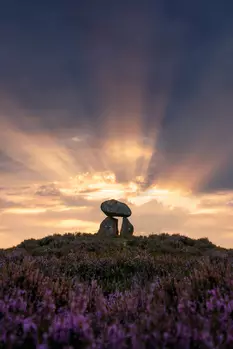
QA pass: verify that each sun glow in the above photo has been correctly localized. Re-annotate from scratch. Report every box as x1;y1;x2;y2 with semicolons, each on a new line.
0;117;232;249
53;172;202;213
56;219;99;231
4;208;47;214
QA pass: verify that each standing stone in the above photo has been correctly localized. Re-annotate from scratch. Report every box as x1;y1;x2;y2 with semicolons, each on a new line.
97;216;119;237
101;199;131;217
120;217;134;237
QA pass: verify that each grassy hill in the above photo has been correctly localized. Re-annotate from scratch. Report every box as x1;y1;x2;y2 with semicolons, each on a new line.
3;231;230;257
0;232;233;348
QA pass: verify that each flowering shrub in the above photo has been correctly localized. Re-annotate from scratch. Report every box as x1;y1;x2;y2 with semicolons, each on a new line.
0;233;232;348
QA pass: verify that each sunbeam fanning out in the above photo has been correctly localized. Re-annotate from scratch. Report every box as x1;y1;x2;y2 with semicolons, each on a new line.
1;0;233;248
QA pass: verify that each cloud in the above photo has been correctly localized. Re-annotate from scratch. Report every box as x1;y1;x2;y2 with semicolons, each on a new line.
1;1;233;249
0;198;24;211
142;31;233;193
35;183;61;197
1;173;233;249
0;151;26;173
60;195;94;208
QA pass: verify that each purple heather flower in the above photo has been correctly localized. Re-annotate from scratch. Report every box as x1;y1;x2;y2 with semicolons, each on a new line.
37;345;48;349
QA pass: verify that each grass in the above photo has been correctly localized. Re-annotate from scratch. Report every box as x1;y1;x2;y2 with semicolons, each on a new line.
0;232;233;348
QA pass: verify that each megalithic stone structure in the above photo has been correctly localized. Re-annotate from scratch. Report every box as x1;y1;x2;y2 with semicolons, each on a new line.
120;217;134;237
97;216;119;237
97;199;134;237
101;199;132;218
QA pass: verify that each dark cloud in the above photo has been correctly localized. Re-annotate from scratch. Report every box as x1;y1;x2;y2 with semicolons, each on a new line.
143;31;233;192
60;195;94;208
35;184;61;197
0;198;23;210
0;0;231;127
0;151;25;173
1;0;233;192
199;163;233;194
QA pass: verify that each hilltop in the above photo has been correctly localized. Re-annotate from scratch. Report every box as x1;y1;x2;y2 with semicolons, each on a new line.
1;231;231;259
1;232;233;348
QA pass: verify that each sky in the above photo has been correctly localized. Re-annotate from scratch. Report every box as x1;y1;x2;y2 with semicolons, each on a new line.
1;0;233;249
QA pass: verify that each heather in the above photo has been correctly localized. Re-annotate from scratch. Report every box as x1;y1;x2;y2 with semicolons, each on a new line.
1;233;233;348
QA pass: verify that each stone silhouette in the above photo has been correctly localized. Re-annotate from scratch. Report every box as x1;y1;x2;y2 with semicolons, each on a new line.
97;216;119;237
120;217;134;237
101;199;131;217
97;199;134;237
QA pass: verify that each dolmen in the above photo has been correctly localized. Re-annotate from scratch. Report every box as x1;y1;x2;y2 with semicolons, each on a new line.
97;199;134;238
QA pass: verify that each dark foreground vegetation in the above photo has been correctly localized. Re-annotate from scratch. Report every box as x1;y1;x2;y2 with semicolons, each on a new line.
1;232;233;348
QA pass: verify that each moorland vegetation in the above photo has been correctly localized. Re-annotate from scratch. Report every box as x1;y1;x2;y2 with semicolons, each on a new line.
1;232;233;348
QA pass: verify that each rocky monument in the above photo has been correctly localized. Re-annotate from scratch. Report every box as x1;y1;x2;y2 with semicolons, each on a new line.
97;199;134;237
